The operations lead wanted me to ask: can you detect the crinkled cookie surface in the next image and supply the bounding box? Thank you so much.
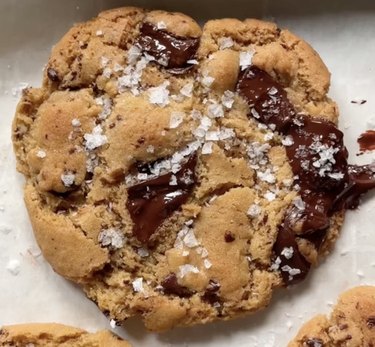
[0,323,130,347]
[12,7,375,331]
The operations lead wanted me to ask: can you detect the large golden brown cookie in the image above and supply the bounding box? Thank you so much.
[288,286,375,347]
[0,323,130,347]
[12,7,375,331]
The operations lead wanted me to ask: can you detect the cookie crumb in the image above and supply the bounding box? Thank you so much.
[6,259,20,276]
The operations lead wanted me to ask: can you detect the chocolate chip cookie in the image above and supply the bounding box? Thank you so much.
[289,286,375,347]
[12,7,375,331]
[0,323,130,346]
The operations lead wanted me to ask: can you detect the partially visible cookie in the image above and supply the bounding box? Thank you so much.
[288,286,375,347]
[0,323,130,347]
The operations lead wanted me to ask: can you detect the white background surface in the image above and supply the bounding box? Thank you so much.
[1,1,375,346]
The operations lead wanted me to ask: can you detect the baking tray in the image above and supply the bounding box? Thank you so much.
[1,1,375,346]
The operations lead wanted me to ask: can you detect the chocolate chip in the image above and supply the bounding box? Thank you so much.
[201,280,221,305]
[224,231,235,242]
[136,22,200,71]
[127,155,197,243]
[161,273,194,298]
[47,67,60,82]
[357,130,375,152]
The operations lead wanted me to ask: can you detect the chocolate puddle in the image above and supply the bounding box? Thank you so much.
[358,130,375,152]
[237,66,375,285]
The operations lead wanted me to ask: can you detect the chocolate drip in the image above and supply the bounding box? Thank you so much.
[161,273,194,298]
[127,155,197,243]
[136,22,199,71]
[201,280,221,305]
[358,130,375,152]
[237,66,375,285]
[334,164,375,210]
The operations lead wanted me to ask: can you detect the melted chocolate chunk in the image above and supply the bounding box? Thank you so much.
[47,67,60,82]
[273,226,311,285]
[161,273,194,298]
[237,66,375,285]
[237,66,295,132]
[201,280,221,305]
[334,164,375,209]
[358,130,375,152]
[224,231,235,242]
[127,155,197,243]
[136,22,200,71]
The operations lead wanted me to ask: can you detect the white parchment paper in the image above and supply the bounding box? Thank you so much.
[1,1,375,346]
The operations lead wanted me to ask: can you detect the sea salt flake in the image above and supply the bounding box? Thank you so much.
[6,259,20,276]
[84,125,107,150]
[239,50,254,70]
[282,136,294,146]
[208,103,224,118]
[201,74,215,88]
[132,277,144,292]
[257,169,276,183]
[61,172,75,187]
[182,250,190,257]
[100,56,109,67]
[247,204,261,217]
[183,229,199,248]
[221,90,235,109]
[146,145,155,153]
[157,21,167,29]
[96,30,103,36]
[137,248,149,257]
[180,82,194,97]
[169,175,178,186]
[169,111,184,129]
[218,37,234,50]
[202,142,213,155]
[187,59,199,65]
[264,132,274,141]
[148,81,170,107]
[96,96,112,120]
[293,197,305,211]
[71,118,81,127]
[98,228,125,249]
[270,257,281,271]
[109,319,117,329]
[281,247,294,259]
[36,150,46,158]
[178,264,199,278]
[204,259,212,269]
[264,191,276,201]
